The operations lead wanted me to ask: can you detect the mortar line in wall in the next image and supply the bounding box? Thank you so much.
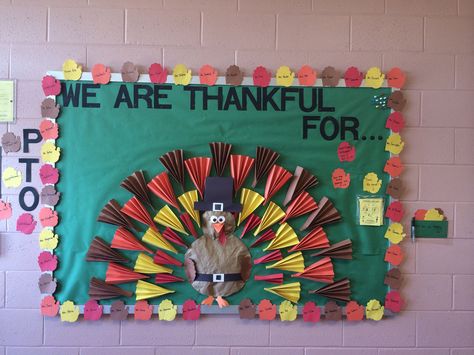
[422,17,426,52]
[349,16,352,52]
[200,11,204,46]
[123,9,127,44]
[46,7,50,42]
[451,273,455,310]
[275,14,278,50]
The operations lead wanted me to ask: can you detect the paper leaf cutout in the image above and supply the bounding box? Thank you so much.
[121,197,157,232]
[240,213,261,238]
[321,66,339,87]
[384,268,402,289]
[387,67,406,89]
[384,244,404,266]
[264,282,301,303]
[173,64,192,86]
[254,201,285,236]
[266,251,304,273]
[38,251,57,271]
[1,132,21,153]
[264,165,292,204]
[42,75,61,96]
[39,228,59,250]
[60,300,80,322]
[182,299,201,320]
[3,167,22,188]
[154,205,187,235]
[112,227,153,254]
[276,65,295,87]
[155,273,184,284]
[110,300,128,320]
[38,273,57,294]
[162,227,188,248]
[264,223,298,251]
[279,300,298,321]
[41,295,59,317]
[365,67,385,89]
[253,146,280,188]
[385,201,404,222]
[121,171,153,209]
[89,277,132,300]
[41,98,60,119]
[121,61,139,82]
[254,273,284,284]
[297,65,317,86]
[289,226,329,252]
[238,188,264,226]
[39,164,59,185]
[292,256,334,283]
[91,63,111,85]
[98,199,137,232]
[253,250,282,265]
[106,263,148,284]
[388,91,406,112]
[86,237,129,264]
[180,212,198,238]
[385,290,404,313]
[311,239,353,260]
[148,172,180,210]
[185,157,212,199]
[283,166,318,206]
[209,142,232,176]
[346,300,365,321]
[303,301,321,322]
[239,298,256,319]
[154,250,182,266]
[0,200,12,220]
[230,155,255,194]
[385,133,405,155]
[136,280,175,300]
[250,229,276,248]
[366,299,384,321]
[344,66,363,87]
[310,278,351,302]
[384,223,406,244]
[178,190,201,227]
[300,197,341,231]
[199,64,218,86]
[41,185,61,206]
[16,213,37,234]
[386,112,405,133]
[281,191,318,223]
[62,59,82,81]
[159,150,185,190]
[134,253,172,274]
[253,66,271,87]
[324,301,342,321]
[384,157,404,177]
[258,299,277,320]
[84,299,103,321]
[386,178,403,199]
[142,228,177,254]
[225,65,243,86]
[159,299,178,321]
[149,63,168,84]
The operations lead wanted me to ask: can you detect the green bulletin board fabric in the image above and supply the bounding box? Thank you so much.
[55,82,391,306]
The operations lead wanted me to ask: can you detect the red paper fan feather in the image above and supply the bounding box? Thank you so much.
[159,149,185,190]
[250,229,276,248]
[264,165,292,204]
[230,155,255,194]
[162,227,187,247]
[240,214,261,239]
[155,273,184,284]
[147,172,180,211]
[289,226,329,252]
[185,157,212,199]
[281,191,318,223]
[254,273,284,284]
[153,250,182,266]
[105,262,148,284]
[111,227,153,254]
[253,250,282,265]
[180,213,198,239]
[252,146,280,187]
[121,197,157,232]
[209,142,232,176]
[292,256,334,283]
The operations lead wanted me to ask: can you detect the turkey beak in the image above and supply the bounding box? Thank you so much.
[213,222,224,234]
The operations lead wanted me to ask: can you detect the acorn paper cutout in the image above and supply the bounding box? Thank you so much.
[135,280,174,301]
[386,178,403,199]
[387,67,406,89]
[300,197,341,231]
[365,67,385,89]
[386,112,405,133]
[384,157,404,177]
[154,205,187,235]
[250,229,276,248]
[230,154,255,194]
[134,300,153,321]
[240,213,261,238]
[185,157,212,199]
[303,301,321,322]
[162,227,187,248]
[289,226,329,252]
[310,278,351,302]
[41,295,60,317]
[149,63,168,84]
[98,199,137,232]
[254,201,285,235]
[1,132,21,153]
[264,223,298,251]
[134,253,172,274]
[159,150,185,190]
[42,75,61,96]
[121,171,153,209]
[266,251,304,273]
[281,191,318,223]
[324,301,342,321]
[88,277,133,300]
[321,66,339,87]
[173,64,192,86]
[264,165,292,204]
[106,263,148,284]
[110,300,128,320]
[86,237,130,264]
[178,190,200,227]
[148,172,180,211]
[238,188,264,226]
[253,146,280,188]
[111,227,153,254]
[388,91,406,112]
[283,166,318,206]
[142,227,177,254]
[225,65,243,86]
[385,244,404,266]
[91,63,111,85]
[121,61,139,82]
[253,66,271,87]
[384,268,402,289]
[264,282,301,303]
[292,257,334,283]
[209,142,232,176]
[180,212,198,238]
[297,65,317,86]
[279,300,298,321]
[199,64,218,86]
[276,65,295,87]
[253,250,282,265]
[121,197,157,232]
[254,273,284,284]
[385,201,404,222]
[311,239,353,260]
[344,66,363,87]
[154,250,182,266]
[366,299,384,321]
[155,273,184,284]
[62,59,82,81]
[41,98,60,119]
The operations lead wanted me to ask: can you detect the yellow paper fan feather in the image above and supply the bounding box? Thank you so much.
[134,253,172,274]
[238,188,264,226]
[135,280,175,301]
[254,201,285,236]
[266,251,304,272]
[142,227,177,254]
[178,190,201,227]
[264,223,299,251]
[154,205,187,235]
[264,282,301,303]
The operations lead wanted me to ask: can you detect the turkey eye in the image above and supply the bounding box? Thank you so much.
[217,216,225,223]
[210,216,218,223]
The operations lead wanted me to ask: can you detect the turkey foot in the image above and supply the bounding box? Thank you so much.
[201,296,214,306]
[216,296,229,308]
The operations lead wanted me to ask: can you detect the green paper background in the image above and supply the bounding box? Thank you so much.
[55,82,391,307]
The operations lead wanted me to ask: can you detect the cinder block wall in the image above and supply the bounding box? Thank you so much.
[0,0,473,354]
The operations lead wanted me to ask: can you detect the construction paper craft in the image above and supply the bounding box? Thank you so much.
[121,171,153,209]
[110,300,128,320]
[159,150,185,190]
[154,205,187,235]
[292,256,334,283]
[240,213,261,238]
[415,209,428,221]
[1,132,21,153]
[135,280,174,300]
[266,252,304,273]
[182,299,201,320]
[173,64,192,86]
[238,188,264,226]
[385,290,403,313]
[2,167,22,188]
[38,273,57,294]
[387,67,406,89]
[344,66,364,87]
[253,66,271,87]
[324,301,342,321]
[337,141,356,162]
[300,197,341,231]
[371,94,389,110]
[310,278,351,302]
[258,299,277,320]
[121,61,139,83]
[321,66,340,87]
[414,220,448,238]
[209,142,232,176]
[386,178,403,199]
[253,250,282,265]
[180,213,198,238]
[384,268,402,289]
[281,191,317,223]
[254,201,285,235]
[199,64,218,86]
[148,172,180,210]
[86,237,129,264]
[41,142,61,163]
[41,295,59,317]
[385,223,406,244]
[230,154,255,194]
[39,207,58,227]
[177,191,199,228]
[385,133,405,155]
[105,262,148,284]
[39,164,59,185]
[121,196,157,232]
[265,282,301,303]
[239,298,256,319]
[41,75,61,96]
[250,229,275,248]
[225,65,243,86]
[62,59,82,81]
[142,228,177,254]
[98,200,138,231]
[388,91,406,112]
[276,65,295,87]
[158,299,177,321]
[134,300,153,320]
[363,172,382,194]
[386,112,405,133]
[112,227,153,254]
[155,273,184,284]
[346,300,364,321]
[91,64,111,85]
[385,201,404,222]
[254,273,283,284]
[297,65,317,86]
[88,277,133,300]
[149,63,168,84]
[154,250,182,266]
[162,227,187,248]
[384,244,404,266]
[384,157,404,177]
[253,146,280,188]
[279,300,298,321]
[264,223,298,250]
[134,253,172,274]
[302,302,320,322]
[39,228,59,250]
[41,98,60,119]
[332,168,351,189]
[359,197,384,226]
[16,213,37,234]
[60,300,80,322]
[365,299,384,321]
[264,165,292,204]
[289,226,329,252]
[0,200,12,220]
[283,166,318,206]
[365,67,385,89]
[425,208,445,221]
[84,299,103,321]
[185,157,212,199]
[39,120,59,141]
[311,239,352,260]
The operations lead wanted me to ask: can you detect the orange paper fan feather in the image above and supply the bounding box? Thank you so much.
[264,165,292,204]
[148,172,180,211]
[292,256,334,283]
[111,227,153,254]
[253,250,282,265]
[230,155,255,194]
[240,214,261,238]
[250,229,276,248]
[289,226,329,252]
[254,273,284,284]
[281,191,318,223]
[153,250,182,266]
[185,157,212,199]
[121,197,157,232]
[106,262,148,284]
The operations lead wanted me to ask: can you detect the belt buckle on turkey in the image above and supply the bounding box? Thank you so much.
[212,273,224,282]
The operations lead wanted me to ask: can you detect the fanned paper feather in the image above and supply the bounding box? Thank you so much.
[264,165,292,205]
[254,202,285,236]
[311,239,353,260]
[89,277,133,300]
[250,229,276,248]
[86,237,129,264]
[155,273,184,284]
[178,190,201,227]
[230,155,255,194]
[281,191,318,223]
[142,228,177,254]
[209,142,232,176]
[134,253,172,274]
[153,250,182,266]
[266,251,305,273]
[300,197,341,231]
[289,226,329,252]
[240,214,261,238]
[111,227,153,254]
[159,149,185,190]
[162,227,188,248]
[154,205,187,235]
[120,170,153,208]
[253,250,282,265]
[106,263,148,284]
[180,213,198,238]
[184,157,212,199]
[97,199,137,232]
[292,257,334,283]
[238,188,264,226]
[121,196,157,232]
[264,223,299,251]
[309,278,351,302]
[148,172,180,210]
[284,166,318,206]
[135,280,175,300]
[264,282,301,303]
[254,273,284,284]
[252,146,280,187]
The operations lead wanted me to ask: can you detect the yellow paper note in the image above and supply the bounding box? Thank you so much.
[41,142,61,163]
[424,208,444,221]
[2,167,22,188]
[363,172,382,194]
[276,66,295,87]
[62,59,82,81]
[366,299,384,321]
[359,198,384,226]
[365,67,385,89]
[0,80,14,122]
[60,300,80,322]
[173,64,192,86]
[39,228,59,250]
[384,223,406,244]
[279,300,298,321]
[385,133,405,155]
[158,299,177,321]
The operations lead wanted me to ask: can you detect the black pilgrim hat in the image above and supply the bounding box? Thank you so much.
[194,177,242,212]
